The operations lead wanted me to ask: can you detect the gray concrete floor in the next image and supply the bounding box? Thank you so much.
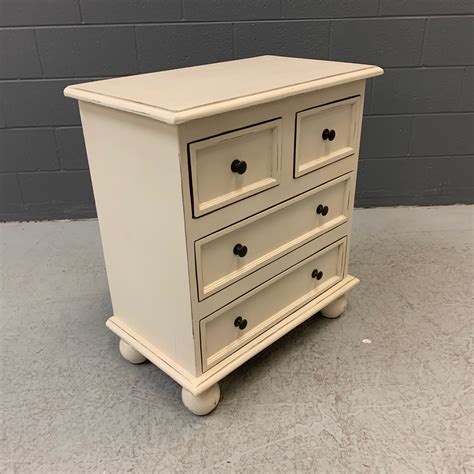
[1,206,473,473]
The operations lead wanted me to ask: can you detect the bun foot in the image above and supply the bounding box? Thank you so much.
[182,383,220,415]
[321,294,347,319]
[119,339,147,364]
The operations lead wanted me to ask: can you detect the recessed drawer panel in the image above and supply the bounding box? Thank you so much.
[189,119,282,217]
[200,237,346,371]
[195,173,352,300]
[295,97,360,178]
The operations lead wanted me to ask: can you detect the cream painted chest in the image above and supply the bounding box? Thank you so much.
[65,56,383,415]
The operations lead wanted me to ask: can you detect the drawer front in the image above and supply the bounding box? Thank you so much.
[200,238,346,371]
[295,96,360,178]
[189,119,282,217]
[196,173,352,300]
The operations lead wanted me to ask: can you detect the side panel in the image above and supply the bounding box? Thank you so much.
[79,102,197,375]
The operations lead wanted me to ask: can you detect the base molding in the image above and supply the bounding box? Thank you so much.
[107,274,359,396]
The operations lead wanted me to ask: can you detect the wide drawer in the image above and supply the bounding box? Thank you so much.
[195,173,352,300]
[188,119,282,217]
[295,96,360,178]
[200,237,347,371]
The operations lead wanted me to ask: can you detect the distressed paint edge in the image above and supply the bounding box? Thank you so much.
[64,67,383,125]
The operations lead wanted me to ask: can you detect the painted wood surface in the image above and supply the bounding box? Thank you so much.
[189,119,282,217]
[195,173,352,300]
[78,102,196,373]
[64,55,382,124]
[200,238,346,371]
[295,96,360,177]
[67,57,383,410]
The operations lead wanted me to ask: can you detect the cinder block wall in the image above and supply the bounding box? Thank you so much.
[1,0,472,221]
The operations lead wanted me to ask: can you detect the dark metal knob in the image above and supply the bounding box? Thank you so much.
[311,269,323,280]
[231,159,247,175]
[233,243,248,257]
[234,316,248,330]
[322,129,336,141]
[316,204,329,216]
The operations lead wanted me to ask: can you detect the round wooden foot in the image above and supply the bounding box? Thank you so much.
[119,339,146,364]
[321,294,347,319]
[182,383,220,416]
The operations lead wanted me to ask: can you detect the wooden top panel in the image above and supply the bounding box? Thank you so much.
[65,56,383,124]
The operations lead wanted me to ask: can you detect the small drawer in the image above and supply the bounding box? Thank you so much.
[295,96,360,178]
[195,173,352,300]
[200,237,346,371]
[189,119,282,217]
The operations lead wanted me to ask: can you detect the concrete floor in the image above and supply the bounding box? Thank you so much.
[0,206,472,473]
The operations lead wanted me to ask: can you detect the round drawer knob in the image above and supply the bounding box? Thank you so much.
[234,316,248,330]
[316,204,329,216]
[233,243,248,258]
[311,269,323,280]
[322,129,336,141]
[231,159,247,175]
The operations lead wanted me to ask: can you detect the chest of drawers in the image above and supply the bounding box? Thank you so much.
[65,56,383,415]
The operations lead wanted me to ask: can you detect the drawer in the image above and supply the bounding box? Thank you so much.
[195,173,352,300]
[200,237,346,371]
[294,96,360,178]
[189,119,282,217]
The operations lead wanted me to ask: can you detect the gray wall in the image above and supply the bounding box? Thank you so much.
[1,0,473,221]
